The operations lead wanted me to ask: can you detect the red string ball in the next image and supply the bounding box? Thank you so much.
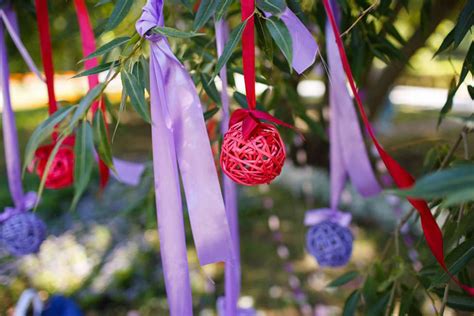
[220,121,286,186]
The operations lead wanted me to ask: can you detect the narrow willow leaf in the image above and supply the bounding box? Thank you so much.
[83,37,130,60]
[93,111,115,170]
[212,20,247,79]
[215,0,233,21]
[434,28,455,56]
[431,240,474,286]
[70,83,105,128]
[73,61,120,78]
[151,26,204,38]
[200,73,221,106]
[265,16,293,69]
[342,290,361,316]
[453,0,474,47]
[327,271,359,288]
[23,106,75,172]
[395,164,474,199]
[256,0,287,14]
[193,0,219,31]
[72,121,94,210]
[105,0,133,31]
[122,70,151,123]
[204,107,220,120]
[95,0,111,7]
[256,14,274,62]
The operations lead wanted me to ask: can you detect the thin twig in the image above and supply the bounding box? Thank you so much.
[439,131,469,315]
[341,1,380,38]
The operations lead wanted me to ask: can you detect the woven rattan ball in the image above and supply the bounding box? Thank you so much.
[306,220,353,267]
[0,212,46,256]
[220,121,286,185]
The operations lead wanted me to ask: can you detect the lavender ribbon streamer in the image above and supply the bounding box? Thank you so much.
[217,297,256,316]
[216,19,240,316]
[111,158,146,186]
[137,1,233,314]
[326,20,381,209]
[0,8,26,212]
[304,208,352,227]
[266,8,318,74]
[0,10,43,82]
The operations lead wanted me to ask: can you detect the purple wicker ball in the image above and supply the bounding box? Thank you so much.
[0,212,46,256]
[306,220,353,267]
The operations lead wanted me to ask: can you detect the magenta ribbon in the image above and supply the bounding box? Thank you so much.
[216,19,240,316]
[266,7,318,74]
[136,1,234,314]
[0,7,39,218]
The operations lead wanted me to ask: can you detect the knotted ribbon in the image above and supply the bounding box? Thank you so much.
[136,1,234,314]
[322,0,474,295]
[0,5,39,219]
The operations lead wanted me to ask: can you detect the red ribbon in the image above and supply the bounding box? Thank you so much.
[34,0,56,115]
[236,0,296,138]
[73,0,110,187]
[322,0,474,295]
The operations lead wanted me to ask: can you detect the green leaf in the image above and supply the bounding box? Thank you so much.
[93,111,115,171]
[105,0,133,31]
[256,14,274,62]
[394,164,474,201]
[327,271,359,288]
[204,107,220,120]
[73,61,120,78]
[265,16,293,70]
[193,0,219,31]
[72,120,94,209]
[70,83,106,128]
[342,290,360,316]
[151,26,204,38]
[212,20,247,79]
[83,37,130,60]
[453,0,474,47]
[431,240,474,286]
[257,0,287,14]
[433,289,474,311]
[121,70,151,123]
[468,85,474,100]
[434,28,455,56]
[215,0,233,21]
[23,106,76,172]
[200,73,221,106]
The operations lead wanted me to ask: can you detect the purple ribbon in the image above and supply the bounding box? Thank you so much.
[111,158,146,186]
[266,8,318,74]
[304,208,351,227]
[136,1,233,314]
[217,297,256,316]
[216,19,240,316]
[326,20,381,210]
[0,7,40,219]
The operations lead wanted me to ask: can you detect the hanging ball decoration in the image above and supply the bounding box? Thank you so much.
[220,121,286,186]
[0,212,46,256]
[306,220,353,267]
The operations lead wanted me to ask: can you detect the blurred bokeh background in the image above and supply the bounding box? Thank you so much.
[0,0,472,315]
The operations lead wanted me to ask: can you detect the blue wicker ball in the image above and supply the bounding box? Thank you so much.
[0,212,46,256]
[306,220,353,267]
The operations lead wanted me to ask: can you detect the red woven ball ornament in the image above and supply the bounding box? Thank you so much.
[220,121,286,186]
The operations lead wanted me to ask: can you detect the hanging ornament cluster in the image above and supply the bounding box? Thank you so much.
[1,212,46,256]
[306,220,353,267]
[0,4,46,257]
[322,0,474,295]
[221,121,285,185]
[219,0,299,186]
